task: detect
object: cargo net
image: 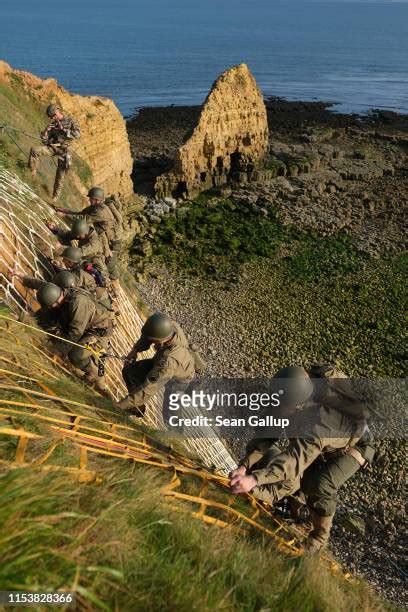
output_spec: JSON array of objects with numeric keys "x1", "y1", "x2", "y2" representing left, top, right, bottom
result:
[
  {"x1": 0, "y1": 316, "x2": 309, "y2": 558},
  {"x1": 0, "y1": 167, "x2": 236, "y2": 474},
  {"x1": 0, "y1": 167, "x2": 353, "y2": 575}
]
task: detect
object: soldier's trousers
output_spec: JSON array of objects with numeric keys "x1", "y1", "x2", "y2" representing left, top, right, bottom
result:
[
  {"x1": 301, "y1": 453, "x2": 361, "y2": 517},
  {"x1": 249, "y1": 443, "x2": 362, "y2": 517},
  {"x1": 28, "y1": 145, "x2": 70, "y2": 198}
]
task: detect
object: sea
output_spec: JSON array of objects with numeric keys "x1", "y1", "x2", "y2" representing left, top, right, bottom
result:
[{"x1": 0, "y1": 0, "x2": 407, "y2": 117}]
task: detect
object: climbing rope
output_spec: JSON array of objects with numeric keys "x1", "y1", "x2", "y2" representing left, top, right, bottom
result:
[
  {"x1": 0, "y1": 312, "x2": 115, "y2": 362},
  {"x1": 0, "y1": 117, "x2": 61, "y2": 167},
  {"x1": 0, "y1": 123, "x2": 43, "y2": 142}
]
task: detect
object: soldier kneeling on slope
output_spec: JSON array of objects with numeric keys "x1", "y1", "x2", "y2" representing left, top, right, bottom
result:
[
  {"x1": 229, "y1": 365, "x2": 375, "y2": 554},
  {"x1": 35, "y1": 282, "x2": 114, "y2": 393},
  {"x1": 115, "y1": 312, "x2": 205, "y2": 417}
]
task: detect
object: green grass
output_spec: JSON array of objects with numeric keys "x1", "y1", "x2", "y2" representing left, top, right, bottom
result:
[
  {"x1": 0, "y1": 317, "x2": 388, "y2": 611},
  {"x1": 131, "y1": 195, "x2": 406, "y2": 377}
]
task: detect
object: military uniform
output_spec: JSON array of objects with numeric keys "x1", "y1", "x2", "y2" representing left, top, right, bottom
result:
[
  {"x1": 21, "y1": 266, "x2": 111, "y2": 306},
  {"x1": 81, "y1": 198, "x2": 123, "y2": 282},
  {"x1": 56, "y1": 225, "x2": 110, "y2": 281},
  {"x1": 28, "y1": 115, "x2": 80, "y2": 199},
  {"x1": 238, "y1": 365, "x2": 375, "y2": 551},
  {"x1": 46, "y1": 288, "x2": 114, "y2": 376},
  {"x1": 119, "y1": 321, "x2": 196, "y2": 409}
]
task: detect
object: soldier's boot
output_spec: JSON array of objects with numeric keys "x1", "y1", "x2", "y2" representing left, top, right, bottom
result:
[
  {"x1": 110, "y1": 278, "x2": 121, "y2": 298},
  {"x1": 28, "y1": 148, "x2": 39, "y2": 175},
  {"x1": 304, "y1": 510, "x2": 334, "y2": 554},
  {"x1": 52, "y1": 166, "x2": 66, "y2": 201},
  {"x1": 83, "y1": 360, "x2": 107, "y2": 393},
  {"x1": 115, "y1": 394, "x2": 146, "y2": 417},
  {"x1": 287, "y1": 493, "x2": 307, "y2": 522}
]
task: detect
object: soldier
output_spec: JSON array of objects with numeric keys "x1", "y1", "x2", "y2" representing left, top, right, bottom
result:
[
  {"x1": 59, "y1": 246, "x2": 102, "y2": 291},
  {"x1": 35, "y1": 282, "x2": 114, "y2": 392},
  {"x1": 115, "y1": 312, "x2": 196, "y2": 416},
  {"x1": 46, "y1": 218, "x2": 110, "y2": 284},
  {"x1": 11, "y1": 268, "x2": 78, "y2": 292},
  {"x1": 28, "y1": 104, "x2": 80, "y2": 201},
  {"x1": 11, "y1": 255, "x2": 111, "y2": 310},
  {"x1": 229, "y1": 365, "x2": 375, "y2": 553},
  {"x1": 54, "y1": 186, "x2": 123, "y2": 296}
]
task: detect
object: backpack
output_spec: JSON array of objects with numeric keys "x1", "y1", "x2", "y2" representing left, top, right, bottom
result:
[{"x1": 309, "y1": 365, "x2": 373, "y2": 421}]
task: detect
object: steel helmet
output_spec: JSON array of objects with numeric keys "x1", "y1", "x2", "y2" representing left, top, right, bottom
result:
[
  {"x1": 46, "y1": 104, "x2": 60, "y2": 117},
  {"x1": 141, "y1": 312, "x2": 173, "y2": 341},
  {"x1": 36, "y1": 282, "x2": 63, "y2": 308},
  {"x1": 273, "y1": 366, "x2": 314, "y2": 406},
  {"x1": 87, "y1": 186, "x2": 105, "y2": 201},
  {"x1": 71, "y1": 218, "x2": 89, "y2": 237},
  {"x1": 53, "y1": 270, "x2": 77, "y2": 289},
  {"x1": 62, "y1": 246, "x2": 82, "y2": 264}
]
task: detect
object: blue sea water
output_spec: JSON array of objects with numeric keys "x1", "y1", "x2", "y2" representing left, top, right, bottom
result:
[{"x1": 0, "y1": 0, "x2": 407, "y2": 117}]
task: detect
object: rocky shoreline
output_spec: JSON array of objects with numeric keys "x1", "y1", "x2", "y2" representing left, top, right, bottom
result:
[{"x1": 126, "y1": 99, "x2": 407, "y2": 606}]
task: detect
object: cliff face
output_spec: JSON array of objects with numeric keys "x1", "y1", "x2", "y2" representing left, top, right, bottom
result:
[
  {"x1": 155, "y1": 64, "x2": 269, "y2": 198},
  {"x1": 0, "y1": 61, "x2": 133, "y2": 199}
]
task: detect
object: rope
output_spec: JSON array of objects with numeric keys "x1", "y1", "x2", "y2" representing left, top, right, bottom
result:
[
  {"x1": 0, "y1": 118, "x2": 58, "y2": 167},
  {"x1": 0, "y1": 123, "x2": 43, "y2": 142},
  {"x1": 1, "y1": 128, "x2": 30, "y2": 159},
  {"x1": 0, "y1": 312, "x2": 107, "y2": 361}
]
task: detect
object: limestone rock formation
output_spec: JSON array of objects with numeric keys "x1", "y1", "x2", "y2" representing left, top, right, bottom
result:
[
  {"x1": 0, "y1": 61, "x2": 133, "y2": 198},
  {"x1": 155, "y1": 64, "x2": 269, "y2": 198}
]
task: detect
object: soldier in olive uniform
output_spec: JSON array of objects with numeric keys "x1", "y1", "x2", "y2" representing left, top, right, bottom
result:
[
  {"x1": 54, "y1": 186, "x2": 123, "y2": 296},
  {"x1": 11, "y1": 248, "x2": 110, "y2": 307},
  {"x1": 46, "y1": 218, "x2": 110, "y2": 284},
  {"x1": 229, "y1": 365, "x2": 375, "y2": 553},
  {"x1": 35, "y1": 282, "x2": 114, "y2": 391},
  {"x1": 28, "y1": 104, "x2": 80, "y2": 200},
  {"x1": 115, "y1": 312, "x2": 196, "y2": 416}
]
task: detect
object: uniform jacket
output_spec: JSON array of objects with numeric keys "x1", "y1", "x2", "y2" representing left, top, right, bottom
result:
[
  {"x1": 57, "y1": 289, "x2": 113, "y2": 345},
  {"x1": 128, "y1": 321, "x2": 196, "y2": 404},
  {"x1": 57, "y1": 225, "x2": 110, "y2": 266},
  {"x1": 241, "y1": 365, "x2": 374, "y2": 487},
  {"x1": 42, "y1": 116, "x2": 80, "y2": 148}
]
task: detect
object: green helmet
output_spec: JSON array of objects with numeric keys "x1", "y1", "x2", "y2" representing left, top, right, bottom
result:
[
  {"x1": 46, "y1": 104, "x2": 60, "y2": 117},
  {"x1": 141, "y1": 312, "x2": 173, "y2": 341},
  {"x1": 88, "y1": 186, "x2": 105, "y2": 200},
  {"x1": 54, "y1": 270, "x2": 77, "y2": 289},
  {"x1": 274, "y1": 366, "x2": 314, "y2": 406},
  {"x1": 71, "y1": 218, "x2": 89, "y2": 237},
  {"x1": 36, "y1": 282, "x2": 62, "y2": 308},
  {"x1": 62, "y1": 246, "x2": 82, "y2": 264}
]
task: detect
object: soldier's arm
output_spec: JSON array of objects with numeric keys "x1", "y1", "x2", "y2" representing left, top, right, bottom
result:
[
  {"x1": 78, "y1": 234, "x2": 102, "y2": 258},
  {"x1": 54, "y1": 207, "x2": 82, "y2": 216},
  {"x1": 354, "y1": 429, "x2": 376, "y2": 465},
  {"x1": 20, "y1": 276, "x2": 44, "y2": 290},
  {"x1": 55, "y1": 229, "x2": 72, "y2": 245},
  {"x1": 126, "y1": 335, "x2": 153, "y2": 360},
  {"x1": 250, "y1": 437, "x2": 324, "y2": 486},
  {"x1": 40, "y1": 122, "x2": 53, "y2": 143},
  {"x1": 127, "y1": 354, "x2": 173, "y2": 405},
  {"x1": 63, "y1": 299, "x2": 93, "y2": 345},
  {"x1": 66, "y1": 118, "x2": 81, "y2": 140},
  {"x1": 239, "y1": 438, "x2": 274, "y2": 470}
]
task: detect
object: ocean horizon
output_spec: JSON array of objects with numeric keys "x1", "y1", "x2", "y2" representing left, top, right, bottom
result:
[{"x1": 0, "y1": 0, "x2": 407, "y2": 116}]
